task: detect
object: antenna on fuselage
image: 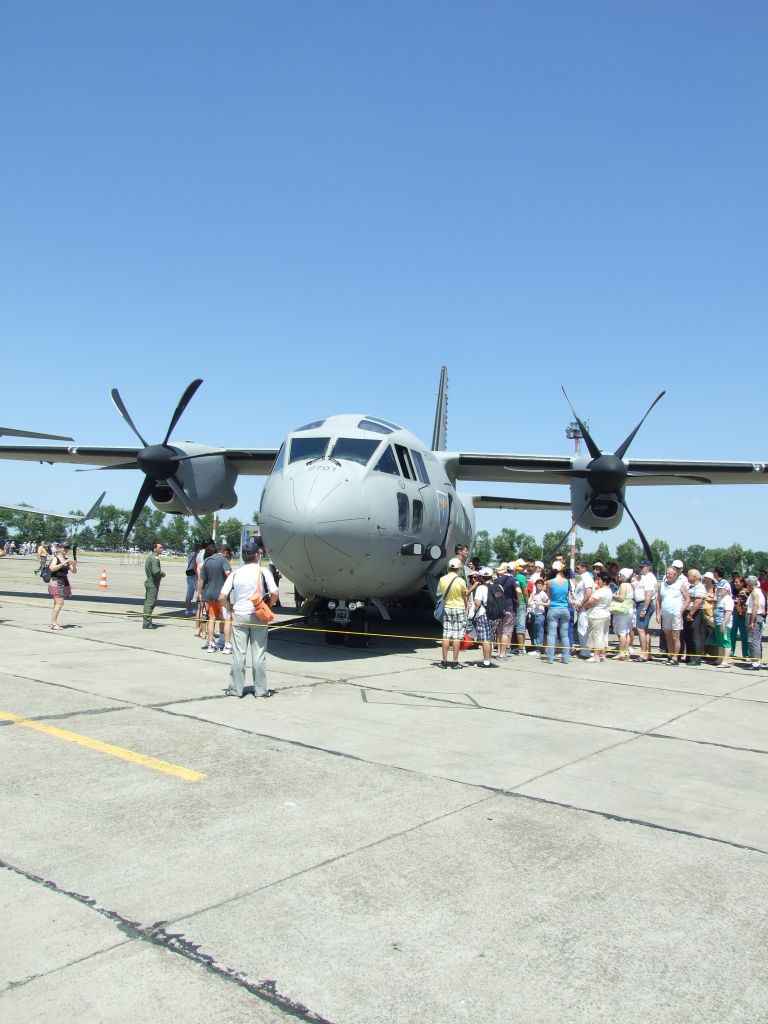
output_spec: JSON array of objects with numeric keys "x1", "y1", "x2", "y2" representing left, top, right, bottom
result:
[{"x1": 431, "y1": 365, "x2": 449, "y2": 451}]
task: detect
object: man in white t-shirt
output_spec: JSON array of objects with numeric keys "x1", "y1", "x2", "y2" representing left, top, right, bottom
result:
[
  {"x1": 574, "y1": 560, "x2": 594, "y2": 659},
  {"x1": 219, "y1": 543, "x2": 278, "y2": 698},
  {"x1": 634, "y1": 559, "x2": 658, "y2": 662}
]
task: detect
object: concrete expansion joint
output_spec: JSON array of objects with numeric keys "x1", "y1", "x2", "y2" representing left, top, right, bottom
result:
[{"x1": 0, "y1": 859, "x2": 339, "y2": 1022}]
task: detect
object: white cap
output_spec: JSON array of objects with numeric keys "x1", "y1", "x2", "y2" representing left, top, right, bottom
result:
[
  {"x1": 672, "y1": 559, "x2": 684, "y2": 569},
  {"x1": 479, "y1": 567, "x2": 493, "y2": 578},
  {"x1": 702, "y1": 571, "x2": 715, "y2": 581},
  {"x1": 552, "y1": 560, "x2": 564, "y2": 571},
  {"x1": 619, "y1": 567, "x2": 633, "y2": 580},
  {"x1": 448, "y1": 557, "x2": 462, "y2": 569},
  {"x1": 534, "y1": 560, "x2": 544, "y2": 568}
]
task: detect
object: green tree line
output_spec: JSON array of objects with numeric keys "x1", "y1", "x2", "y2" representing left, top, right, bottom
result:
[
  {"x1": 472, "y1": 528, "x2": 768, "y2": 577},
  {"x1": 0, "y1": 503, "x2": 254, "y2": 554},
  {"x1": 2, "y1": 505, "x2": 765, "y2": 573}
]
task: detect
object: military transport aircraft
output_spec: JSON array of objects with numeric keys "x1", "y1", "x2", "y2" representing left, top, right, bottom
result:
[{"x1": 0, "y1": 369, "x2": 765, "y2": 640}]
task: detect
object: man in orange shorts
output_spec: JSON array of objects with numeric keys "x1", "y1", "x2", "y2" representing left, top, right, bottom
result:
[{"x1": 200, "y1": 544, "x2": 233, "y2": 652}]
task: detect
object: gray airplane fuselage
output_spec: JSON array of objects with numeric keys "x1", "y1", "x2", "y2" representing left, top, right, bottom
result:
[{"x1": 259, "y1": 414, "x2": 474, "y2": 602}]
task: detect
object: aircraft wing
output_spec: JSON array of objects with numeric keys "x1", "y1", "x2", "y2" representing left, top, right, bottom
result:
[
  {"x1": 0, "y1": 445, "x2": 280, "y2": 475},
  {"x1": 472, "y1": 495, "x2": 571, "y2": 511},
  {"x1": 0, "y1": 445, "x2": 142, "y2": 466},
  {"x1": 440, "y1": 452, "x2": 768, "y2": 487},
  {"x1": 1, "y1": 502, "x2": 90, "y2": 521}
]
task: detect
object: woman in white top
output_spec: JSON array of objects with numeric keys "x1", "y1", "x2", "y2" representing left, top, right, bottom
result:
[
  {"x1": 612, "y1": 568, "x2": 634, "y2": 661},
  {"x1": 745, "y1": 575, "x2": 766, "y2": 671},
  {"x1": 583, "y1": 570, "x2": 613, "y2": 662}
]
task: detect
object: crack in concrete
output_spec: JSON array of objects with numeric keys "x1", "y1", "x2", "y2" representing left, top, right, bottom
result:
[{"x1": 0, "y1": 859, "x2": 339, "y2": 1022}]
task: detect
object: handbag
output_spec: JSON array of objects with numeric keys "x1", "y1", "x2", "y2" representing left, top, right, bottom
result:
[
  {"x1": 434, "y1": 575, "x2": 459, "y2": 622},
  {"x1": 460, "y1": 632, "x2": 474, "y2": 651},
  {"x1": 250, "y1": 567, "x2": 276, "y2": 623}
]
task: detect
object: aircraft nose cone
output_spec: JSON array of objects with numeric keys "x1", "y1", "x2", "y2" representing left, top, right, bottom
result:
[{"x1": 261, "y1": 467, "x2": 372, "y2": 587}]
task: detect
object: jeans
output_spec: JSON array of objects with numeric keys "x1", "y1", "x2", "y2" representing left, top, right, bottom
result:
[
  {"x1": 749, "y1": 615, "x2": 764, "y2": 667},
  {"x1": 533, "y1": 613, "x2": 545, "y2": 647},
  {"x1": 546, "y1": 607, "x2": 570, "y2": 664}
]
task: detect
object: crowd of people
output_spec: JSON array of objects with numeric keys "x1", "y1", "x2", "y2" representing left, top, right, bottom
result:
[{"x1": 437, "y1": 546, "x2": 767, "y2": 671}]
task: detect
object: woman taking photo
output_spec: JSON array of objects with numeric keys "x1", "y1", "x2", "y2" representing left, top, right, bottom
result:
[
  {"x1": 583, "y1": 569, "x2": 613, "y2": 663},
  {"x1": 48, "y1": 541, "x2": 76, "y2": 631}
]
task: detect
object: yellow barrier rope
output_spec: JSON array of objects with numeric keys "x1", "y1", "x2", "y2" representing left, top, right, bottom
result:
[{"x1": 1, "y1": 595, "x2": 764, "y2": 666}]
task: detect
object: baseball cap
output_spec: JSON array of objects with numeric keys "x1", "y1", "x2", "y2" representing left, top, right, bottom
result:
[
  {"x1": 448, "y1": 557, "x2": 462, "y2": 569},
  {"x1": 639, "y1": 559, "x2": 653, "y2": 568},
  {"x1": 672, "y1": 559, "x2": 684, "y2": 569},
  {"x1": 514, "y1": 558, "x2": 526, "y2": 568},
  {"x1": 241, "y1": 542, "x2": 260, "y2": 558},
  {"x1": 702, "y1": 571, "x2": 715, "y2": 581},
  {"x1": 592, "y1": 561, "x2": 604, "y2": 568},
  {"x1": 534, "y1": 560, "x2": 544, "y2": 568},
  {"x1": 619, "y1": 567, "x2": 633, "y2": 580},
  {"x1": 479, "y1": 567, "x2": 493, "y2": 578},
  {"x1": 496, "y1": 562, "x2": 509, "y2": 574},
  {"x1": 552, "y1": 560, "x2": 564, "y2": 571}
]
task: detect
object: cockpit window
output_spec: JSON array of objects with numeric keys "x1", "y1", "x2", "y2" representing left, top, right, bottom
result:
[
  {"x1": 364, "y1": 416, "x2": 402, "y2": 431},
  {"x1": 332, "y1": 437, "x2": 380, "y2": 465},
  {"x1": 272, "y1": 443, "x2": 286, "y2": 472},
  {"x1": 289, "y1": 436, "x2": 330, "y2": 463},
  {"x1": 295, "y1": 419, "x2": 326, "y2": 431},
  {"x1": 411, "y1": 450, "x2": 430, "y2": 485},
  {"x1": 357, "y1": 418, "x2": 393, "y2": 435},
  {"x1": 373, "y1": 446, "x2": 399, "y2": 476}
]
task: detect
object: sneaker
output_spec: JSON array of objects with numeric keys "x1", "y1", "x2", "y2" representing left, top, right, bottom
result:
[
  {"x1": 184, "y1": 609, "x2": 195, "y2": 617},
  {"x1": 527, "y1": 651, "x2": 540, "y2": 658},
  {"x1": 222, "y1": 644, "x2": 232, "y2": 654},
  {"x1": 204, "y1": 641, "x2": 218, "y2": 652},
  {"x1": 451, "y1": 662, "x2": 461, "y2": 670}
]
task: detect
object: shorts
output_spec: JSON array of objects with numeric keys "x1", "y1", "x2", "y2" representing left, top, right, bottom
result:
[
  {"x1": 206, "y1": 601, "x2": 229, "y2": 622},
  {"x1": 473, "y1": 615, "x2": 497, "y2": 642},
  {"x1": 635, "y1": 603, "x2": 653, "y2": 629},
  {"x1": 660, "y1": 611, "x2": 683, "y2": 632},
  {"x1": 515, "y1": 606, "x2": 527, "y2": 634},
  {"x1": 498, "y1": 610, "x2": 516, "y2": 638},
  {"x1": 442, "y1": 608, "x2": 466, "y2": 640},
  {"x1": 714, "y1": 623, "x2": 731, "y2": 647}
]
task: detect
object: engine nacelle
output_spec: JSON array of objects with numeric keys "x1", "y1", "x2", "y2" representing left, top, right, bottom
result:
[
  {"x1": 150, "y1": 444, "x2": 238, "y2": 515},
  {"x1": 569, "y1": 474, "x2": 624, "y2": 532}
]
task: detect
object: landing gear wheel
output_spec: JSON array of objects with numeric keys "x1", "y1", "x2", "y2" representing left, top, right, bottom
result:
[
  {"x1": 324, "y1": 626, "x2": 345, "y2": 646},
  {"x1": 347, "y1": 608, "x2": 369, "y2": 648}
]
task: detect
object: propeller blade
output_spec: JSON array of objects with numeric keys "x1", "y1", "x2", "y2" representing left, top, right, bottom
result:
[
  {"x1": 616, "y1": 492, "x2": 654, "y2": 563},
  {"x1": 81, "y1": 491, "x2": 107, "y2": 522},
  {"x1": 614, "y1": 391, "x2": 666, "y2": 460},
  {"x1": 162, "y1": 379, "x2": 203, "y2": 446},
  {"x1": 173, "y1": 449, "x2": 229, "y2": 463},
  {"x1": 123, "y1": 476, "x2": 155, "y2": 541},
  {"x1": 165, "y1": 475, "x2": 206, "y2": 530},
  {"x1": 626, "y1": 470, "x2": 712, "y2": 484},
  {"x1": 549, "y1": 495, "x2": 595, "y2": 558},
  {"x1": 504, "y1": 468, "x2": 582, "y2": 479},
  {"x1": 75, "y1": 461, "x2": 140, "y2": 472},
  {"x1": 561, "y1": 387, "x2": 601, "y2": 460},
  {"x1": 110, "y1": 388, "x2": 149, "y2": 447}
]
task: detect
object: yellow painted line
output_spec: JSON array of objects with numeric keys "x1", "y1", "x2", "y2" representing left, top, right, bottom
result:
[{"x1": 0, "y1": 711, "x2": 206, "y2": 781}]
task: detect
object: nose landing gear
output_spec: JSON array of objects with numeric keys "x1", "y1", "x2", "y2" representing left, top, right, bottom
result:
[{"x1": 322, "y1": 600, "x2": 369, "y2": 647}]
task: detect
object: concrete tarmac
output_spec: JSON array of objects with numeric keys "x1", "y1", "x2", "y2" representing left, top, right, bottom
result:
[{"x1": 1, "y1": 555, "x2": 767, "y2": 1023}]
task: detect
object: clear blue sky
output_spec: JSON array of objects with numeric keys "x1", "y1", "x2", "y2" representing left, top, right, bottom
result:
[{"x1": 1, "y1": 1, "x2": 766, "y2": 550}]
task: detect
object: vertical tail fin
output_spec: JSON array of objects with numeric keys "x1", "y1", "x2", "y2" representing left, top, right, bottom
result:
[{"x1": 431, "y1": 366, "x2": 449, "y2": 451}]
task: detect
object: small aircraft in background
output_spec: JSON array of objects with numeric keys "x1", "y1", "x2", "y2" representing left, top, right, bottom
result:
[
  {"x1": 0, "y1": 369, "x2": 765, "y2": 641},
  {"x1": 0, "y1": 424, "x2": 106, "y2": 526}
]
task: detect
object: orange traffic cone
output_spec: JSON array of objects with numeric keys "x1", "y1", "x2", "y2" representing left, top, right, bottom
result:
[{"x1": 99, "y1": 568, "x2": 109, "y2": 590}]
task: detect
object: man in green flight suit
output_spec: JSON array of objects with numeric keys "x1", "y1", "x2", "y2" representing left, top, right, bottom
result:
[{"x1": 143, "y1": 540, "x2": 165, "y2": 629}]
